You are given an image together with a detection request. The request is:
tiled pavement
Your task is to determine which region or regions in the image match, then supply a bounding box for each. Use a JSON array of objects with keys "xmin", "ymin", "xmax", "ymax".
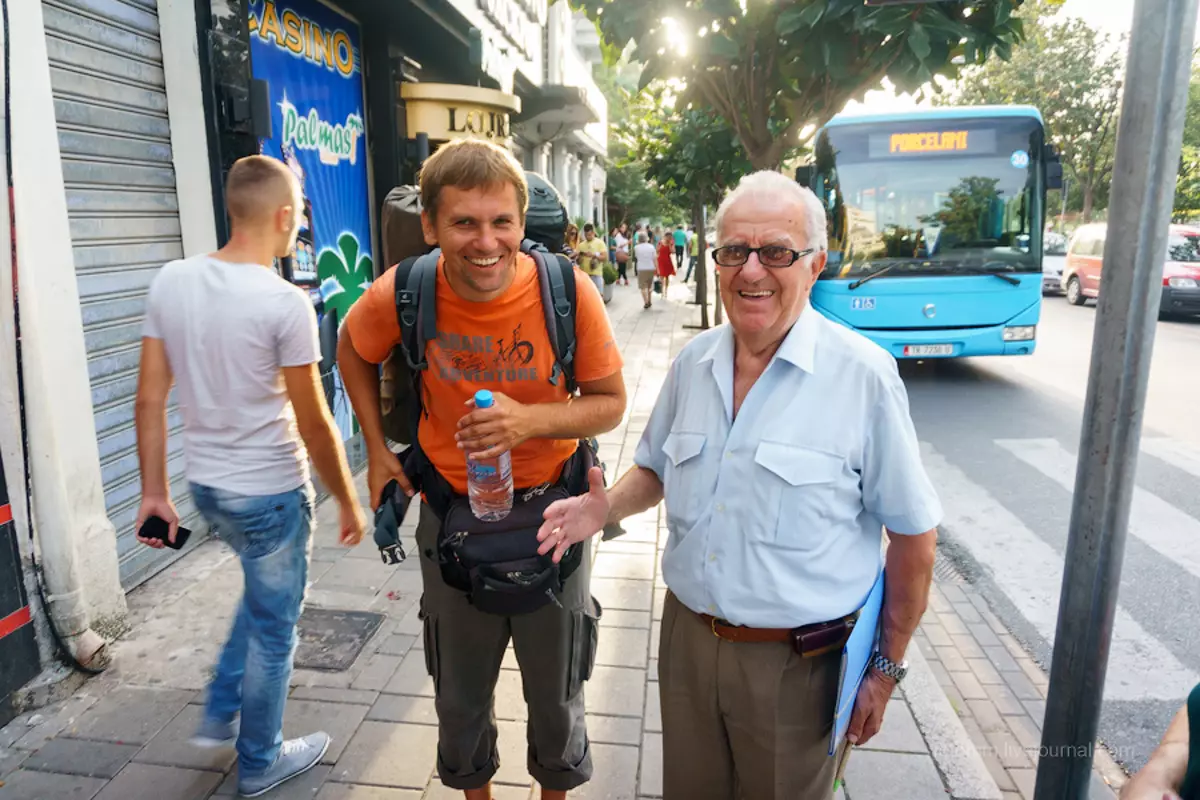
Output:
[
  {"xmin": 0, "ymin": 274, "xmax": 1125, "ymax": 799},
  {"xmin": 917, "ymin": 577, "xmax": 1125, "ymax": 800}
]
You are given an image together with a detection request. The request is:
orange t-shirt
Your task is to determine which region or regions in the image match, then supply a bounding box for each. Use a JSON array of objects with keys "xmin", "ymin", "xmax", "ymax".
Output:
[{"xmin": 345, "ymin": 253, "xmax": 623, "ymax": 494}]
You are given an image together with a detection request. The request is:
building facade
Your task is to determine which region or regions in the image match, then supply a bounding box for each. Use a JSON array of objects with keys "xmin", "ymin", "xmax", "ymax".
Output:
[{"xmin": 0, "ymin": 0, "xmax": 608, "ymax": 706}]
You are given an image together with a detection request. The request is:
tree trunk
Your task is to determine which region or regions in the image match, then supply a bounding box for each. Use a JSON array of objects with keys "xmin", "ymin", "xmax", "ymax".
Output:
[
  {"xmin": 1082, "ymin": 185, "xmax": 1095, "ymax": 222},
  {"xmin": 693, "ymin": 199, "xmax": 709, "ymax": 330}
]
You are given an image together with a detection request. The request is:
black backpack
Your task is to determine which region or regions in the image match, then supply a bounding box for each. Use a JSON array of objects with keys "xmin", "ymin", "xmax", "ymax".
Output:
[{"xmin": 379, "ymin": 238, "xmax": 578, "ymax": 447}]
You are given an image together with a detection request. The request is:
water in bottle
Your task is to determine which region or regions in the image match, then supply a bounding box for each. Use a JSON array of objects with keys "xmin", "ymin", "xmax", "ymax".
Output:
[{"xmin": 466, "ymin": 389, "xmax": 513, "ymax": 521}]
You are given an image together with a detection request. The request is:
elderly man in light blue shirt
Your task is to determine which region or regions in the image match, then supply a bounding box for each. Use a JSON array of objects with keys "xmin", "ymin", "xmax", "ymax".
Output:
[{"xmin": 538, "ymin": 170, "xmax": 941, "ymax": 800}]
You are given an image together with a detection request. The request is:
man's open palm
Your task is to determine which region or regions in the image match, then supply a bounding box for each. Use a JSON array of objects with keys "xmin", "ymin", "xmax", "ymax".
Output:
[{"xmin": 537, "ymin": 467, "xmax": 609, "ymax": 563}]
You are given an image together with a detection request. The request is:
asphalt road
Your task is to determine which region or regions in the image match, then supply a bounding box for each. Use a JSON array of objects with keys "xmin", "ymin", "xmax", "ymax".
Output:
[{"xmin": 902, "ymin": 295, "xmax": 1200, "ymax": 773}]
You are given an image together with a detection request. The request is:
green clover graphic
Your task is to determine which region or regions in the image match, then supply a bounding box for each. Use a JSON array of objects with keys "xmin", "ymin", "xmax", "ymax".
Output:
[{"xmin": 317, "ymin": 232, "xmax": 373, "ymax": 320}]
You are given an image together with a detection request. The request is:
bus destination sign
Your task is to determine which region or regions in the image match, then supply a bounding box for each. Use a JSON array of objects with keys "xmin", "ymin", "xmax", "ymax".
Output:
[{"xmin": 868, "ymin": 128, "xmax": 997, "ymax": 159}]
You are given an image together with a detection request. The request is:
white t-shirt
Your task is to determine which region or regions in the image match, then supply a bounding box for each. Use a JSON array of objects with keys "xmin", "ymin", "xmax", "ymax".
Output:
[
  {"xmin": 634, "ymin": 242, "xmax": 658, "ymax": 273},
  {"xmin": 614, "ymin": 233, "xmax": 629, "ymax": 255},
  {"xmin": 143, "ymin": 254, "xmax": 321, "ymax": 496}
]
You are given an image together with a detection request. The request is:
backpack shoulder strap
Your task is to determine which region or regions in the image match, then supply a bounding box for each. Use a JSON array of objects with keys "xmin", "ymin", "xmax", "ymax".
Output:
[
  {"xmin": 522, "ymin": 239, "xmax": 577, "ymax": 392},
  {"xmin": 394, "ymin": 250, "xmax": 441, "ymax": 372}
]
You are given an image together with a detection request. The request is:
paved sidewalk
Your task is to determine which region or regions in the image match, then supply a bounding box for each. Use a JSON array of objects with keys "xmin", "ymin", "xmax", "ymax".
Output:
[{"xmin": 0, "ymin": 275, "xmax": 1122, "ymax": 800}]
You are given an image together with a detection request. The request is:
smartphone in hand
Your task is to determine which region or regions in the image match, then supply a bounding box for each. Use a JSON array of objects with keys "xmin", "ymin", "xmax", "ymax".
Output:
[{"xmin": 138, "ymin": 516, "xmax": 192, "ymax": 550}]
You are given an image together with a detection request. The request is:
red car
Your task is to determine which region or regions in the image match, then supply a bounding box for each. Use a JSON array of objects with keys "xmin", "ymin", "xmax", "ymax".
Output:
[{"xmin": 1062, "ymin": 222, "xmax": 1200, "ymax": 317}]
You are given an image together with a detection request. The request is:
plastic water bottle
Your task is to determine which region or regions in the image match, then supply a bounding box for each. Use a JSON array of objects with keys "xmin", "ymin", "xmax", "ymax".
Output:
[{"xmin": 466, "ymin": 390, "xmax": 513, "ymax": 521}]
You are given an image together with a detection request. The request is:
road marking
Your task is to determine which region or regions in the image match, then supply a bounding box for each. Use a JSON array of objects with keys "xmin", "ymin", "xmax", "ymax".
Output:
[
  {"xmin": 1141, "ymin": 437, "xmax": 1200, "ymax": 479},
  {"xmin": 996, "ymin": 438, "xmax": 1200, "ymax": 583},
  {"xmin": 923, "ymin": 442, "xmax": 1197, "ymax": 701}
]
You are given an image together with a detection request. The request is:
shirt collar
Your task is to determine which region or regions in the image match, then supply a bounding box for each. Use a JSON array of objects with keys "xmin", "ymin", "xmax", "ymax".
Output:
[{"xmin": 699, "ymin": 303, "xmax": 820, "ymax": 375}]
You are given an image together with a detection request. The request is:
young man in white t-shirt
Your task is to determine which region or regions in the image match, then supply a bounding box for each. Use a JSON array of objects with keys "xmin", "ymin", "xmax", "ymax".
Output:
[{"xmin": 135, "ymin": 156, "xmax": 367, "ymax": 798}]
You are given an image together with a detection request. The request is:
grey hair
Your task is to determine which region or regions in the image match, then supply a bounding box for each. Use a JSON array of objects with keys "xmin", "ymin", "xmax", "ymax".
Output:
[
  {"xmin": 714, "ymin": 170, "xmax": 828, "ymax": 252},
  {"xmin": 636, "ymin": 232, "xmax": 648, "ymax": 243}
]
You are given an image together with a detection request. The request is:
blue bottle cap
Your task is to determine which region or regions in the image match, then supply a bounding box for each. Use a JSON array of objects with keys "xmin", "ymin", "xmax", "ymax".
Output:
[{"xmin": 474, "ymin": 389, "xmax": 494, "ymax": 409}]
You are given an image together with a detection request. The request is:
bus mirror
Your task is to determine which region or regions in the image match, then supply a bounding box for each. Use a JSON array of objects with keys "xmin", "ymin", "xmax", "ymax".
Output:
[
  {"xmin": 795, "ymin": 166, "xmax": 814, "ymax": 187},
  {"xmin": 1047, "ymin": 161, "xmax": 1064, "ymax": 191}
]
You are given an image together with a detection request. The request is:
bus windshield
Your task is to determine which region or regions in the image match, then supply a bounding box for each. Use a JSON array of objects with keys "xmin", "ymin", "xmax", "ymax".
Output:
[{"xmin": 813, "ymin": 116, "xmax": 1044, "ymax": 279}]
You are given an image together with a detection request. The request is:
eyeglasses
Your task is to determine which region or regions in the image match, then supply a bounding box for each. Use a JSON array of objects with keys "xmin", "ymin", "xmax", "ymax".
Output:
[{"xmin": 712, "ymin": 245, "xmax": 815, "ymax": 268}]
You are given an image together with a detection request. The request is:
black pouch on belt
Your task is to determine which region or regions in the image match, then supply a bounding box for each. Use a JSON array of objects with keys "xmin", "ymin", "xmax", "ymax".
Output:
[{"xmin": 439, "ymin": 483, "xmax": 577, "ymax": 616}]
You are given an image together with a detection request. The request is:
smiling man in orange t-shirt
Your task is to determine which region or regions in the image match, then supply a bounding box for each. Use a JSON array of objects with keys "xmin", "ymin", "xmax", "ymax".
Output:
[{"xmin": 337, "ymin": 139, "xmax": 625, "ymax": 800}]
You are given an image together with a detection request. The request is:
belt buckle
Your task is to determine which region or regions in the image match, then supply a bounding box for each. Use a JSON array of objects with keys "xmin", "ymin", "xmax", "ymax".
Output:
[{"xmin": 710, "ymin": 616, "xmax": 734, "ymax": 641}]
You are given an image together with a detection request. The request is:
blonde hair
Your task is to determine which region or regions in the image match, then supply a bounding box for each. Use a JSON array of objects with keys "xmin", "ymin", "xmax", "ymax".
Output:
[
  {"xmin": 419, "ymin": 138, "xmax": 529, "ymax": 222},
  {"xmin": 225, "ymin": 155, "xmax": 296, "ymax": 223}
]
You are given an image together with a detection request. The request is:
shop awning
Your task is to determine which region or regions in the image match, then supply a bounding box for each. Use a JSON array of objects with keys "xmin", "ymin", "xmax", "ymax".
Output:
[{"xmin": 512, "ymin": 84, "xmax": 599, "ymax": 144}]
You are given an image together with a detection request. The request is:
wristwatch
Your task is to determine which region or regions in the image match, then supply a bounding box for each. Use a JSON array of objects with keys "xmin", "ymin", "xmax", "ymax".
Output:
[{"xmin": 869, "ymin": 652, "xmax": 909, "ymax": 683}]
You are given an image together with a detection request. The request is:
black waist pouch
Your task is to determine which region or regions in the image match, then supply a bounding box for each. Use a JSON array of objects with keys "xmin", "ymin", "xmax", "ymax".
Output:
[{"xmin": 439, "ymin": 484, "xmax": 581, "ymax": 615}]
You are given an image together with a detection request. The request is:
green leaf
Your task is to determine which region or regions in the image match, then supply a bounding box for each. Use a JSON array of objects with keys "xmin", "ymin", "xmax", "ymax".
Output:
[
  {"xmin": 776, "ymin": 2, "xmax": 825, "ymax": 36},
  {"xmin": 908, "ymin": 23, "xmax": 931, "ymax": 61},
  {"xmin": 707, "ymin": 33, "xmax": 740, "ymax": 60}
]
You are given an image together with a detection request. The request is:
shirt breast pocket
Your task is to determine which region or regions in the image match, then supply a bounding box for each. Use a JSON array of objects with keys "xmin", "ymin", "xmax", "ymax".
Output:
[
  {"xmin": 753, "ymin": 441, "xmax": 846, "ymax": 548},
  {"xmin": 662, "ymin": 431, "xmax": 708, "ymax": 533}
]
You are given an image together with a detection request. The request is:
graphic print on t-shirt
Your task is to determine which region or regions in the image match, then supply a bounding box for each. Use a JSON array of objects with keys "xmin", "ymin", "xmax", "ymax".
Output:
[{"xmin": 432, "ymin": 323, "xmax": 540, "ymax": 385}]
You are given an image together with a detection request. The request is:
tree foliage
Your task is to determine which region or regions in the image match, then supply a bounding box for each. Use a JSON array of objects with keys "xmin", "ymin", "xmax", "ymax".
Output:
[
  {"xmin": 594, "ymin": 59, "xmax": 672, "ymax": 226},
  {"xmin": 1174, "ymin": 61, "xmax": 1200, "ymax": 222},
  {"xmin": 940, "ymin": 2, "xmax": 1123, "ymax": 222},
  {"xmin": 568, "ymin": 0, "xmax": 1026, "ymax": 171},
  {"xmin": 622, "ymin": 95, "xmax": 754, "ymax": 327}
]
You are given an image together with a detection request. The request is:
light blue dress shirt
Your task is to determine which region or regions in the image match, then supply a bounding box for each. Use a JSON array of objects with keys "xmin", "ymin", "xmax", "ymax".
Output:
[{"xmin": 634, "ymin": 305, "xmax": 943, "ymax": 629}]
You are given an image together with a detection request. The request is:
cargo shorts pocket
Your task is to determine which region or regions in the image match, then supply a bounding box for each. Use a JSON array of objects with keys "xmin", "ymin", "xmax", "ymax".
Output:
[
  {"xmin": 566, "ymin": 598, "xmax": 602, "ymax": 700},
  {"xmin": 420, "ymin": 597, "xmax": 440, "ymax": 693}
]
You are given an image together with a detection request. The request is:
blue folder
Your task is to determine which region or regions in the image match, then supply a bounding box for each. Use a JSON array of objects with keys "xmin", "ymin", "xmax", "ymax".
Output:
[{"xmin": 829, "ymin": 567, "xmax": 886, "ymax": 757}]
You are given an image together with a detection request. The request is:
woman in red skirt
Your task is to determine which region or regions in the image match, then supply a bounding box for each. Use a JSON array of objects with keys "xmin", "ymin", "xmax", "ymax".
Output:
[{"xmin": 656, "ymin": 230, "xmax": 676, "ymax": 297}]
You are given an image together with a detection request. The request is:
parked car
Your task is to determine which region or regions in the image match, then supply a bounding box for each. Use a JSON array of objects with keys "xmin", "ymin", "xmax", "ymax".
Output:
[
  {"xmin": 1041, "ymin": 231, "xmax": 1068, "ymax": 294},
  {"xmin": 1062, "ymin": 222, "xmax": 1200, "ymax": 317}
]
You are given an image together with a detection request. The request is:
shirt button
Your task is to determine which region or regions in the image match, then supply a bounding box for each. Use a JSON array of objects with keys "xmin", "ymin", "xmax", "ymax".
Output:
[
  {"xmin": 715, "ymin": 503, "xmax": 725, "ymax": 512},
  {"xmin": 709, "ymin": 554, "xmax": 718, "ymax": 562},
  {"xmin": 708, "ymin": 604, "xmax": 717, "ymax": 613},
  {"xmin": 724, "ymin": 451, "xmax": 732, "ymax": 460}
]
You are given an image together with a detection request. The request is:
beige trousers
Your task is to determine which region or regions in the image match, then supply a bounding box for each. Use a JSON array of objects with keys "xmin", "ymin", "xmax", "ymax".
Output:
[{"xmin": 658, "ymin": 591, "xmax": 843, "ymax": 800}]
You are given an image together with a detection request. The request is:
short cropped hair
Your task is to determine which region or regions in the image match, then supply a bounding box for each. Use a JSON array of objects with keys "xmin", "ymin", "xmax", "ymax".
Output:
[
  {"xmin": 583, "ymin": 223, "xmax": 595, "ymax": 233},
  {"xmin": 715, "ymin": 170, "xmax": 828, "ymax": 252},
  {"xmin": 419, "ymin": 138, "xmax": 529, "ymax": 222},
  {"xmin": 225, "ymin": 155, "xmax": 296, "ymax": 223}
]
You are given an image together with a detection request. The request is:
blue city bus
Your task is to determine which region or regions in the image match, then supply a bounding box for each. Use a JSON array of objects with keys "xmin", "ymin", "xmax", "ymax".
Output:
[{"xmin": 799, "ymin": 106, "xmax": 1062, "ymax": 358}]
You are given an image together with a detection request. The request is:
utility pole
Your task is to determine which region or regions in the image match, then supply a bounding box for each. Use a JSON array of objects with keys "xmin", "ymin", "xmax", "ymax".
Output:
[{"xmin": 1033, "ymin": 0, "xmax": 1198, "ymax": 797}]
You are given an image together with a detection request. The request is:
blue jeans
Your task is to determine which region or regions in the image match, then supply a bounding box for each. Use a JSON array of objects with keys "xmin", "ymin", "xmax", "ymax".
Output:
[{"xmin": 191, "ymin": 483, "xmax": 314, "ymax": 776}]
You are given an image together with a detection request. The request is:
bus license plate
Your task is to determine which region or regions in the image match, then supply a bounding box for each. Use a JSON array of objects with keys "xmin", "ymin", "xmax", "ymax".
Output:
[{"xmin": 904, "ymin": 344, "xmax": 953, "ymax": 357}]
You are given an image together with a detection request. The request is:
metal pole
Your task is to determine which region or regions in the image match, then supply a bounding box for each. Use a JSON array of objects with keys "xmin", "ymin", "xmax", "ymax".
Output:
[{"xmin": 1033, "ymin": 0, "xmax": 1198, "ymax": 797}]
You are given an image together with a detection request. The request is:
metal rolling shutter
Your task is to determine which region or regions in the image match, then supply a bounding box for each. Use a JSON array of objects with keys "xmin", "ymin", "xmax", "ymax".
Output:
[{"xmin": 42, "ymin": 0, "xmax": 204, "ymax": 587}]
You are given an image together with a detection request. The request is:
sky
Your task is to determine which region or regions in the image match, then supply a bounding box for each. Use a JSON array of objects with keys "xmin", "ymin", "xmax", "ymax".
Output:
[{"xmin": 845, "ymin": 1, "xmax": 1172, "ymax": 115}]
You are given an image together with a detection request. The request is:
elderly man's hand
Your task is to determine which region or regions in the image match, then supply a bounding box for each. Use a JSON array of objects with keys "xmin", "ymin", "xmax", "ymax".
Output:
[
  {"xmin": 846, "ymin": 669, "xmax": 898, "ymax": 746},
  {"xmin": 537, "ymin": 467, "xmax": 609, "ymax": 562}
]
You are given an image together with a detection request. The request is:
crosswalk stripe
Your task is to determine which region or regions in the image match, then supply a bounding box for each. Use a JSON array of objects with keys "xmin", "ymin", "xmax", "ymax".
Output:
[
  {"xmin": 922, "ymin": 442, "xmax": 1198, "ymax": 701},
  {"xmin": 1140, "ymin": 436, "xmax": 1200, "ymax": 479},
  {"xmin": 996, "ymin": 438, "xmax": 1200, "ymax": 583}
]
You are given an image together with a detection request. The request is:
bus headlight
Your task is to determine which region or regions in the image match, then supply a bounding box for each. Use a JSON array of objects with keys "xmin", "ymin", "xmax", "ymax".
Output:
[
  {"xmin": 1003, "ymin": 326, "xmax": 1037, "ymax": 341},
  {"xmin": 1168, "ymin": 277, "xmax": 1198, "ymax": 288}
]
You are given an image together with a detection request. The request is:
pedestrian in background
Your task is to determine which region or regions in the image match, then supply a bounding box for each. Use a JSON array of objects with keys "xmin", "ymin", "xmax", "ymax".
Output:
[
  {"xmin": 577, "ymin": 223, "xmax": 609, "ymax": 296},
  {"xmin": 562, "ymin": 222, "xmax": 580, "ymax": 263},
  {"xmin": 634, "ymin": 231, "xmax": 657, "ymax": 309},
  {"xmin": 537, "ymin": 170, "xmax": 941, "ymax": 800},
  {"xmin": 614, "ymin": 223, "xmax": 630, "ymax": 286},
  {"xmin": 656, "ymin": 229, "xmax": 676, "ymax": 296},
  {"xmin": 673, "ymin": 223, "xmax": 688, "ymax": 269},
  {"xmin": 684, "ymin": 227, "xmax": 701, "ymax": 283},
  {"xmin": 134, "ymin": 155, "xmax": 367, "ymax": 798}
]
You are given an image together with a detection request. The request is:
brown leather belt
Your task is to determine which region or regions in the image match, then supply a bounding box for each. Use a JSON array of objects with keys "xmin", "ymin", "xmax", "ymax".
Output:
[{"xmin": 697, "ymin": 610, "xmax": 859, "ymax": 658}]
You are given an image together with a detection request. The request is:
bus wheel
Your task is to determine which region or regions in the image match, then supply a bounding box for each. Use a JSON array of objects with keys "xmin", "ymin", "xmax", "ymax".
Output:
[{"xmin": 1066, "ymin": 277, "xmax": 1087, "ymax": 306}]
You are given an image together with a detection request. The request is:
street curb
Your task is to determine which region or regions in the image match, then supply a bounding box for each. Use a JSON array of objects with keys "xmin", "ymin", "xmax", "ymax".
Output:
[{"xmin": 906, "ymin": 640, "xmax": 1004, "ymax": 800}]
